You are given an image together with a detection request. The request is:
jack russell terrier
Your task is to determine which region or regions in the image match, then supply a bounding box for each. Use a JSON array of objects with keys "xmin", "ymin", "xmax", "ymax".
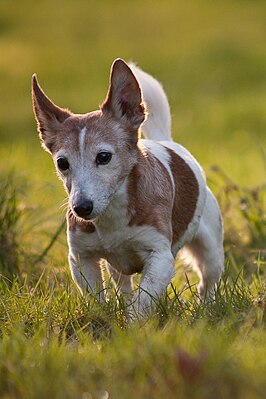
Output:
[{"xmin": 32, "ymin": 59, "xmax": 224, "ymax": 317}]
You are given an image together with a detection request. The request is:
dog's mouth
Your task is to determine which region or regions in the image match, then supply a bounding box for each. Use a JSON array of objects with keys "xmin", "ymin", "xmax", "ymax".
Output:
[{"xmin": 72, "ymin": 210, "xmax": 95, "ymax": 222}]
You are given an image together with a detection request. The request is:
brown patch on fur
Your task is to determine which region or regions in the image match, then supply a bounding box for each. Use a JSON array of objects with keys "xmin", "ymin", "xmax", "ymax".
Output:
[
  {"xmin": 165, "ymin": 147, "xmax": 199, "ymax": 243},
  {"xmin": 67, "ymin": 209, "xmax": 95, "ymax": 234},
  {"xmin": 127, "ymin": 146, "xmax": 173, "ymax": 241}
]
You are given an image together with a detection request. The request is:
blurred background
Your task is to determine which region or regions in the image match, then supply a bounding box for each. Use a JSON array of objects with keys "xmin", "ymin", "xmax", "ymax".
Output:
[{"xmin": 0, "ymin": 0, "xmax": 265, "ymax": 274}]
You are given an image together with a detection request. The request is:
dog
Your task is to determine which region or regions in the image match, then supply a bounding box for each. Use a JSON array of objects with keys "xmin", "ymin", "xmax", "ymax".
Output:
[{"xmin": 32, "ymin": 59, "xmax": 224, "ymax": 317}]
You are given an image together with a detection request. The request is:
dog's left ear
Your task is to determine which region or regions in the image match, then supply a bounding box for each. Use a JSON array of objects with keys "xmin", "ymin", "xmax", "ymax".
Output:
[{"xmin": 101, "ymin": 59, "xmax": 146, "ymax": 130}]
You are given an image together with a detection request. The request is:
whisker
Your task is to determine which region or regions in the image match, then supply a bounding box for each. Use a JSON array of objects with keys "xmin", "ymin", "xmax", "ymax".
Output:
[
  {"xmin": 60, "ymin": 198, "xmax": 69, "ymax": 210},
  {"xmin": 59, "ymin": 198, "xmax": 69, "ymax": 214}
]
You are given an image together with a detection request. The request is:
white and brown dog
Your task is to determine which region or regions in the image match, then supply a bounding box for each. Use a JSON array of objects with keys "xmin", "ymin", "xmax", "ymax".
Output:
[{"xmin": 32, "ymin": 59, "xmax": 224, "ymax": 317}]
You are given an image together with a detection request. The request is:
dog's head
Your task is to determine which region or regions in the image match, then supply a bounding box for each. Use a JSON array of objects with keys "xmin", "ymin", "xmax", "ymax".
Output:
[{"xmin": 32, "ymin": 59, "xmax": 146, "ymax": 220}]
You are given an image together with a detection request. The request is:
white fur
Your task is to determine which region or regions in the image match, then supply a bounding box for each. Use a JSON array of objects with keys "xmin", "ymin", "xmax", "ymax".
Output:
[{"xmin": 79, "ymin": 127, "xmax": 87, "ymax": 154}]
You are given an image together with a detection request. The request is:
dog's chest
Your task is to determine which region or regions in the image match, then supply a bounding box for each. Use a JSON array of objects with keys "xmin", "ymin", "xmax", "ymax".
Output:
[{"xmin": 68, "ymin": 224, "xmax": 151, "ymax": 275}]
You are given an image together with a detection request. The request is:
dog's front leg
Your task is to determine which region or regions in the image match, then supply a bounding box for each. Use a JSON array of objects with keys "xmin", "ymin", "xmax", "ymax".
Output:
[
  {"xmin": 130, "ymin": 248, "xmax": 175, "ymax": 318},
  {"xmin": 69, "ymin": 251, "xmax": 104, "ymax": 301}
]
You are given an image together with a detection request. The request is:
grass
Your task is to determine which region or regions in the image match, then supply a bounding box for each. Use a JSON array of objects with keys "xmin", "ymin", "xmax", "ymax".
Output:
[
  {"xmin": 0, "ymin": 0, "xmax": 266, "ymax": 398},
  {"xmin": 0, "ymin": 262, "xmax": 265, "ymax": 399}
]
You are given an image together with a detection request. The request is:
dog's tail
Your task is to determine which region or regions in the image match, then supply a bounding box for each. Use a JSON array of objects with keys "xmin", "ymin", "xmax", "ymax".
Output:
[{"xmin": 129, "ymin": 63, "xmax": 172, "ymax": 141}]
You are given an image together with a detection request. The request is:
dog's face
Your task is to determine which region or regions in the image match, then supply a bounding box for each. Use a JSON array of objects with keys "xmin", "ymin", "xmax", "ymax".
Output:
[{"xmin": 32, "ymin": 59, "xmax": 146, "ymax": 220}]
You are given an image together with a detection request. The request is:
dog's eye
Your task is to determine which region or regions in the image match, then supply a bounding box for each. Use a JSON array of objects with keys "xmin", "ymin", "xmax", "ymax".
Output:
[
  {"xmin": 57, "ymin": 157, "xmax": 69, "ymax": 171},
  {"xmin": 96, "ymin": 151, "xmax": 112, "ymax": 165}
]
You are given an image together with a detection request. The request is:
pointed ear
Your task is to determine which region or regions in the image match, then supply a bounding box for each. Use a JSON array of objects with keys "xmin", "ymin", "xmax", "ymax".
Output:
[
  {"xmin": 101, "ymin": 59, "xmax": 146, "ymax": 130},
  {"xmin": 31, "ymin": 74, "xmax": 71, "ymax": 153}
]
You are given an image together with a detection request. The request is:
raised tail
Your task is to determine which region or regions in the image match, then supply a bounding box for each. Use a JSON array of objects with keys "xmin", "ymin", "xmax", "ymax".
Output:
[{"xmin": 129, "ymin": 63, "xmax": 172, "ymax": 141}]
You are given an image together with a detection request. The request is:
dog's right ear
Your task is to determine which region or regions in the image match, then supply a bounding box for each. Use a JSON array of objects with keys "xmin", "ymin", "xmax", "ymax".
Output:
[{"xmin": 32, "ymin": 75, "xmax": 71, "ymax": 153}]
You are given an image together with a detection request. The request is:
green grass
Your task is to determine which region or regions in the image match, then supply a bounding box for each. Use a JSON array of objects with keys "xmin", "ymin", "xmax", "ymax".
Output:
[
  {"xmin": 0, "ymin": 264, "xmax": 265, "ymax": 399},
  {"xmin": 0, "ymin": 0, "xmax": 266, "ymax": 398}
]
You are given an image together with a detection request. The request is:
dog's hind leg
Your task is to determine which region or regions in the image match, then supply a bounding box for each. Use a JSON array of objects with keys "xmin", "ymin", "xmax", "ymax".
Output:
[
  {"xmin": 181, "ymin": 189, "xmax": 224, "ymax": 300},
  {"xmin": 106, "ymin": 264, "xmax": 133, "ymax": 294}
]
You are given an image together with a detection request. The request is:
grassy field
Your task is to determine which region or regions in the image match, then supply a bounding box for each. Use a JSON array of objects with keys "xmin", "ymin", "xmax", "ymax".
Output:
[{"xmin": 0, "ymin": 0, "xmax": 265, "ymax": 398}]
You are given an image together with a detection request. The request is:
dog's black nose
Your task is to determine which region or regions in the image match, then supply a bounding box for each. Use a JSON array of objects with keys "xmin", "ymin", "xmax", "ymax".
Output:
[{"xmin": 73, "ymin": 200, "xmax": 93, "ymax": 219}]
